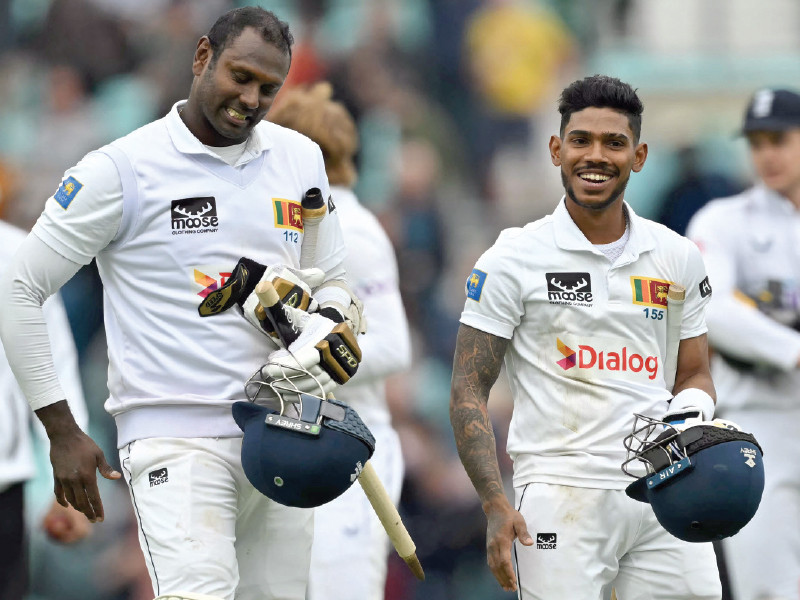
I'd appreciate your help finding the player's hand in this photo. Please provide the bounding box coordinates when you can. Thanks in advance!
[266,311,362,386]
[248,344,338,405]
[484,499,533,593]
[42,500,91,544]
[48,426,121,523]
[197,257,324,338]
[662,406,705,431]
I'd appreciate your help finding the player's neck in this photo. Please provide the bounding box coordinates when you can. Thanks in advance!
[786,184,800,210]
[768,181,800,210]
[567,200,627,244]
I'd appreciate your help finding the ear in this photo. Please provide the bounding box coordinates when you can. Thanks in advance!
[632,142,648,173]
[193,37,213,77]
[549,135,563,167]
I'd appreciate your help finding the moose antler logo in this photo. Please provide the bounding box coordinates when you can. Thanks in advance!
[174,201,214,218]
[171,197,219,233]
[546,272,593,305]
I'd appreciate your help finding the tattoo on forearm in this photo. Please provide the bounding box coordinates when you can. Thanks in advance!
[450,325,510,504]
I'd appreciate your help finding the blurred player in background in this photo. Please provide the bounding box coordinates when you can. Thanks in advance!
[1,218,89,599]
[0,7,362,600]
[450,75,722,598]
[687,87,800,600]
[268,81,412,600]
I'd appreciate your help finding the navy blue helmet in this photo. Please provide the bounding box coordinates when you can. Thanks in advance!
[233,394,375,508]
[622,415,764,543]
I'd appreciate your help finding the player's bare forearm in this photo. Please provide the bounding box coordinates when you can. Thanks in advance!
[450,324,510,509]
[673,334,716,400]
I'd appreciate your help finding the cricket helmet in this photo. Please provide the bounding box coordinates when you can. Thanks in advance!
[233,363,375,508]
[622,415,764,543]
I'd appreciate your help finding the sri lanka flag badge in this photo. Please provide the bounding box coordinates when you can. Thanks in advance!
[273,198,303,232]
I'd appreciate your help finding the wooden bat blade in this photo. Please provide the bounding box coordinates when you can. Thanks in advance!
[357,461,425,580]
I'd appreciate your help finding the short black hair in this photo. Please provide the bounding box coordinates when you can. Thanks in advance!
[558,75,644,141]
[207,6,293,66]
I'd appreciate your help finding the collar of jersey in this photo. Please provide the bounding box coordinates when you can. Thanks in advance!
[753,184,797,214]
[552,196,656,259]
[166,100,273,164]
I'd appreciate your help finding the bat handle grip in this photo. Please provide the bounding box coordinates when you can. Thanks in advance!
[254,280,301,346]
[665,284,686,391]
[300,188,327,270]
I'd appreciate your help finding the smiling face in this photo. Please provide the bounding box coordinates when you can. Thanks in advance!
[746,128,800,199]
[184,26,290,146]
[549,107,647,213]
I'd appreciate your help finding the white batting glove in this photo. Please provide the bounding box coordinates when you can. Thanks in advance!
[663,388,716,431]
[198,257,325,344]
[240,265,324,340]
[246,343,337,409]
[313,279,367,336]
[246,313,342,406]
[662,406,705,430]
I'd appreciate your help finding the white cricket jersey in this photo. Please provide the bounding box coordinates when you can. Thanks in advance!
[30,102,345,446]
[687,185,800,412]
[461,198,711,488]
[327,186,411,427]
[0,220,87,491]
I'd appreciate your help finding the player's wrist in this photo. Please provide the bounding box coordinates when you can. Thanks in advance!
[35,400,82,437]
[481,493,512,516]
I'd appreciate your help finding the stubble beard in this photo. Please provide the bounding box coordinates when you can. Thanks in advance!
[196,70,253,145]
[562,169,629,212]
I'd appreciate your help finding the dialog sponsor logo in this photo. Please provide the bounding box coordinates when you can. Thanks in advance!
[556,338,659,380]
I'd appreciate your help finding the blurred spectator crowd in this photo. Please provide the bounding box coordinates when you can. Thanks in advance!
[0,0,776,598]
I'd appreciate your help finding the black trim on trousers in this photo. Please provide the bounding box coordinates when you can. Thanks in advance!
[123,443,160,595]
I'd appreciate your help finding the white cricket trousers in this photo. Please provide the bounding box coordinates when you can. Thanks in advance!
[307,422,404,600]
[514,483,722,600]
[120,437,313,600]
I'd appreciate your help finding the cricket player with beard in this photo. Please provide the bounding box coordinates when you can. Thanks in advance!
[687,88,800,600]
[268,81,412,600]
[0,7,363,600]
[450,75,722,598]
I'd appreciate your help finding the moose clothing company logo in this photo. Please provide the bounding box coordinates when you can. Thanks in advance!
[555,338,659,381]
[171,197,219,235]
[149,468,168,487]
[546,272,593,306]
[631,276,671,308]
[536,533,557,549]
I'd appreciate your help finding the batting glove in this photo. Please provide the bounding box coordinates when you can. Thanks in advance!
[266,310,362,386]
[198,257,324,342]
[663,388,715,431]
